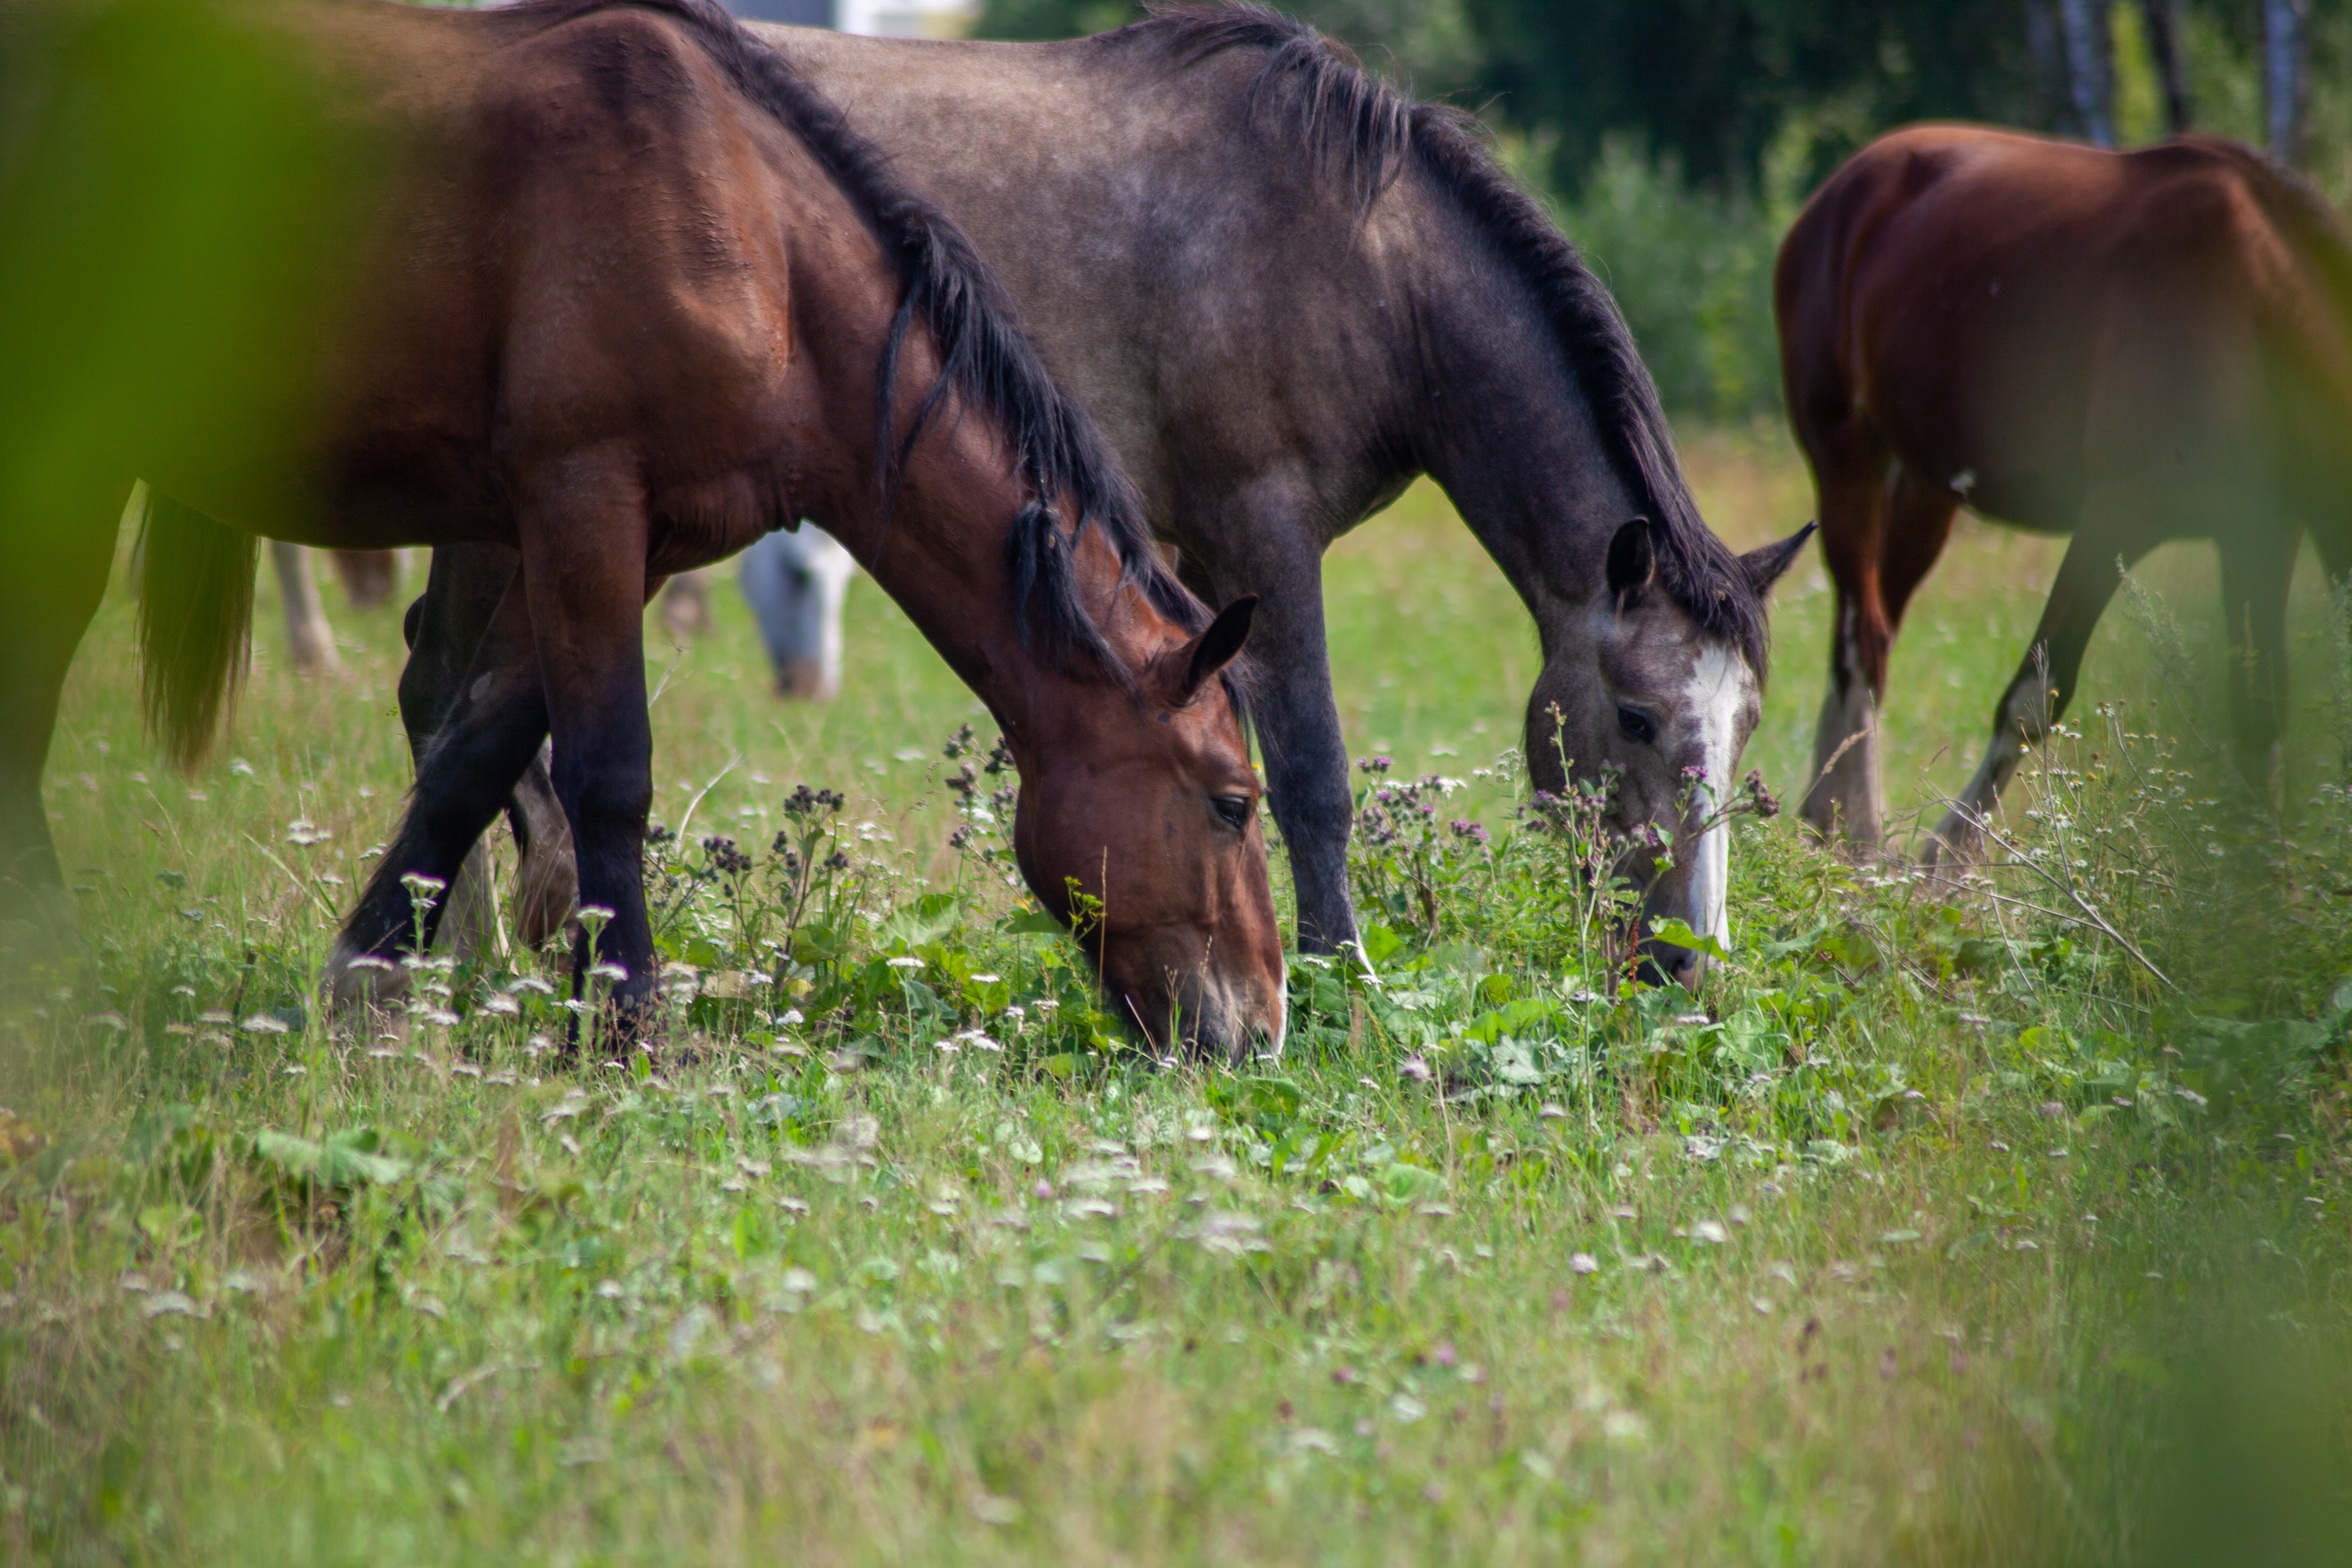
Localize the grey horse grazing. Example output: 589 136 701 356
404 5 1809 983
738 525 857 698
653 526 857 698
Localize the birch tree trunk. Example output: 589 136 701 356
2057 0 2114 147
2265 0 2308 165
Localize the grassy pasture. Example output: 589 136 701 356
5 428 2352 1565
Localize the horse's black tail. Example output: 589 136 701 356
134 486 256 771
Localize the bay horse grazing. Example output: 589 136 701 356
399 4 1813 987
1781 126 2352 859
0 0 1284 1055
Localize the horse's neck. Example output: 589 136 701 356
816 446 1134 753
1397 199 1642 653
762 28 1420 521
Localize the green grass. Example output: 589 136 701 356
6 428 2352 1566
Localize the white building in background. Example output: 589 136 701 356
723 0 980 37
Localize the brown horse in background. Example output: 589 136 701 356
1779 126 2352 859
0 0 1283 1055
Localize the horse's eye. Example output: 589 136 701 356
1617 706 1657 745
1211 795 1252 830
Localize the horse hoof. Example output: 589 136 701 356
322 935 410 1024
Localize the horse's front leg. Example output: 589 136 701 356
1209 540 1355 955
1925 505 2153 868
328 565 549 1016
519 456 659 1043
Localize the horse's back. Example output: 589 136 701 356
1781 125 2352 529
266 2 887 554
748 21 1435 528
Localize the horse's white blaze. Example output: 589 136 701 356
1686 642 1750 952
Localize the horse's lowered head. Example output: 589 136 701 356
1526 516 1815 990
1010 593 1287 1061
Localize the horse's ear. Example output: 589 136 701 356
1741 520 1818 595
1605 518 1655 608
1177 595 1258 700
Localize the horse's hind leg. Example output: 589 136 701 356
2218 523 2300 811
517 456 660 1037
267 541 339 676
657 568 713 644
330 549 397 611
1926 501 2154 865
1800 426 1898 848
0 490 118 963
328 565 549 1018
397 543 578 954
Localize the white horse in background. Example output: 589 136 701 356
656 525 858 698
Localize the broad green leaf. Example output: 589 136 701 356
880 892 963 948
1647 918 1730 961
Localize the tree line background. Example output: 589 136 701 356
975 0 2352 420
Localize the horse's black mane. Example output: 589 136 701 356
508 0 1207 682
1144 3 1773 676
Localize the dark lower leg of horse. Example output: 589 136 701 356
1184 524 1355 953
333 678 552 978
393 547 545 961
2218 527 2300 814
0 504 116 968
1256 675 1357 955
1931 524 2153 864
331 575 549 1009
518 470 657 1050
550 745 657 1052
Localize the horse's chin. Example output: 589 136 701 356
1123 965 1287 1065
